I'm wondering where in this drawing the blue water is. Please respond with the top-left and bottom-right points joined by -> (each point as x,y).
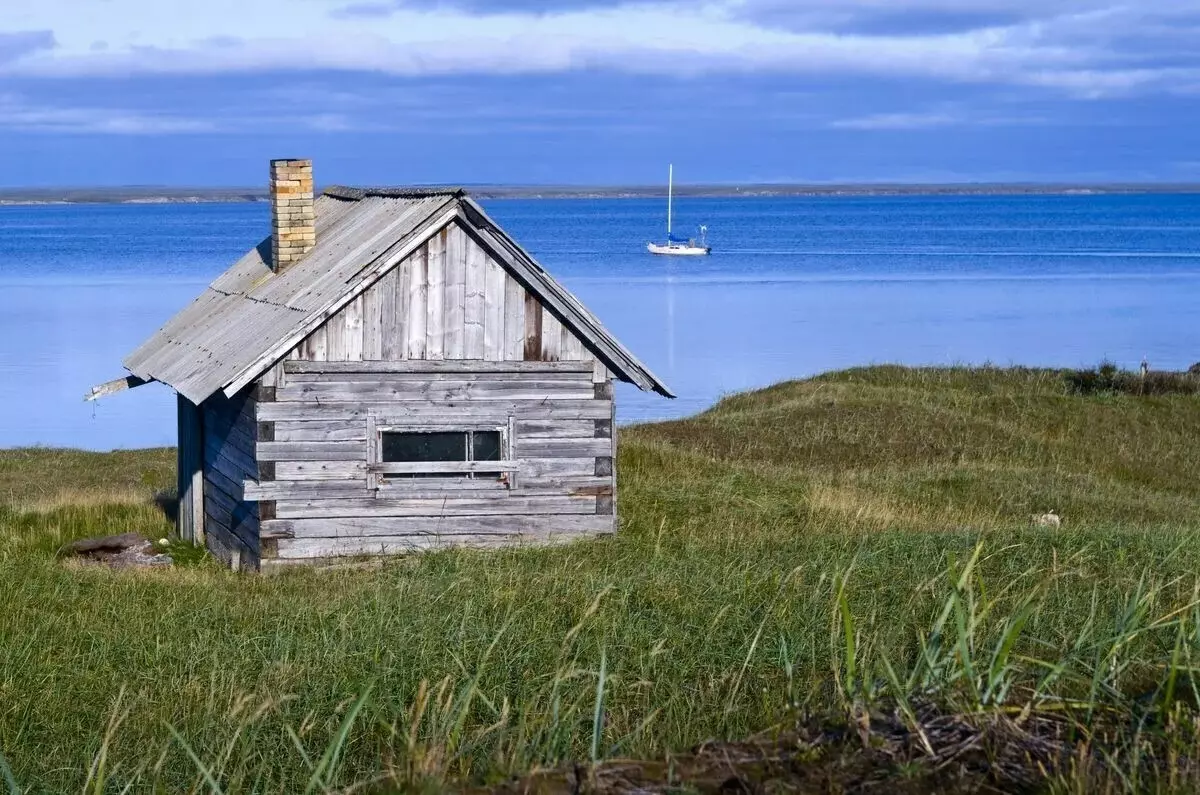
2,194 -> 1199,450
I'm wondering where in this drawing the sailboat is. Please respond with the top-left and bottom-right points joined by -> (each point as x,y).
647,164 -> 711,256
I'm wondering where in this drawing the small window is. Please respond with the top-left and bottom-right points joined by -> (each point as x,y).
379,430 -> 504,479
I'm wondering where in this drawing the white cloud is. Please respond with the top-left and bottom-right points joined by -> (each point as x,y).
829,105 -> 1045,129
2,0 -> 1197,97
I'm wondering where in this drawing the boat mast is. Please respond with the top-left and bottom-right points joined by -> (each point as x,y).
667,163 -> 673,240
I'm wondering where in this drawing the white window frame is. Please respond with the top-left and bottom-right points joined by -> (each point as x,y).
366,413 -> 517,493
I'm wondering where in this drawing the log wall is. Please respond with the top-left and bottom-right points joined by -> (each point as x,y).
249,361 -> 615,568
201,387 -> 261,569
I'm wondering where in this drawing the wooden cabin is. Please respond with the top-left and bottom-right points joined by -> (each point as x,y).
88,159 -> 672,571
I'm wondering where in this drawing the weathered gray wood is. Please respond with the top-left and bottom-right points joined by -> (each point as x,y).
205,442 -> 256,493
284,359 -> 594,374
205,462 -> 244,503
85,374 -> 151,401
464,235 -> 486,359
275,461 -> 369,481
220,204 -> 462,398
517,438 -> 612,458
483,254 -> 506,361
243,480 -> 372,502
275,494 -> 596,519
561,324 -> 584,361
257,441 -> 366,462
176,395 -> 205,544
258,399 -> 613,422
406,244 -> 428,359
285,369 -> 590,383
303,324 -> 328,361
205,433 -> 257,482
541,305 -> 562,362
343,295 -> 366,362
368,460 -> 520,474
444,223 -> 466,359
524,292 -> 542,361
381,257 -> 405,360
517,457 -> 601,481
265,513 -> 615,542
276,380 -> 595,402
362,270 -> 386,360
272,529 -> 610,559
503,274 -> 526,361
426,227 -> 446,359
274,420 -> 368,442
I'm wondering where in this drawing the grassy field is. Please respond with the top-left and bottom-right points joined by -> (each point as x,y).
4,366 -> 1200,792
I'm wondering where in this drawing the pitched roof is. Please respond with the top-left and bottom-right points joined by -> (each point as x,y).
121,187 -> 673,404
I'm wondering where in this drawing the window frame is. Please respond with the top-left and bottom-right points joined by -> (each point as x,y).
366,414 -> 517,492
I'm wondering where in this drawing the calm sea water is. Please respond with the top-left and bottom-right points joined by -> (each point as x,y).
2,194 -> 1199,450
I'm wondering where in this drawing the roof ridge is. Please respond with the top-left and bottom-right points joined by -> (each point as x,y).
323,185 -> 467,201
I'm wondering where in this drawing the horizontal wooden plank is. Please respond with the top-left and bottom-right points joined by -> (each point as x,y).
517,458 -> 599,480
375,480 -> 509,495
257,400 -> 613,422
264,513 -> 615,543
368,460 -> 520,474
516,438 -> 611,458
284,360 -> 595,374
514,419 -> 596,438
274,420 -> 368,442
275,461 -> 369,481
276,381 -> 595,403
242,480 -> 372,502
285,370 -> 591,384
204,444 -> 257,489
275,494 -> 596,519
272,531 -> 608,559
257,441 -> 365,462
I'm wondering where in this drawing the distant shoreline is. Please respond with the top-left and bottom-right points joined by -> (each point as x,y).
2,183 -> 1200,206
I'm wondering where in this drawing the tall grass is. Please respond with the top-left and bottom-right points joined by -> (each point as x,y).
3,367 -> 1200,791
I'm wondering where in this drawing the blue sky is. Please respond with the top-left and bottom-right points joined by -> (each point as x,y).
2,0 -> 1199,186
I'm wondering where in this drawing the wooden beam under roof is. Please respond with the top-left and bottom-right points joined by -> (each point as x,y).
84,374 -> 152,402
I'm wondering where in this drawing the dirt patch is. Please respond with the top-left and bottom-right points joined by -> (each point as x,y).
57,532 -> 173,569
470,704 -> 1071,795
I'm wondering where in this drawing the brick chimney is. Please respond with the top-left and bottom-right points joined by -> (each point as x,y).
270,158 -> 315,272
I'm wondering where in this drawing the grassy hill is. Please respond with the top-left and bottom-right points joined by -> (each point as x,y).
3,366 -> 1200,792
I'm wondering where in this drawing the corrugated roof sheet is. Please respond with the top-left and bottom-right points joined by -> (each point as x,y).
121,187 -> 671,404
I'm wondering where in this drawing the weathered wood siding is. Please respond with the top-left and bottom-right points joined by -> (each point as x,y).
249,361 -> 615,567
201,387 -> 260,569
273,220 -> 598,368
176,395 -> 205,544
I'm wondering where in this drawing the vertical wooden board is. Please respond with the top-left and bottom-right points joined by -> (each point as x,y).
176,395 -> 205,544
464,237 -> 486,359
300,324 -> 327,361
524,292 -> 543,361
482,257 -> 506,361
363,272 -> 388,360
561,324 -> 584,361
325,310 -> 347,361
343,294 -> 364,362
444,224 -> 466,359
406,244 -> 428,359
503,275 -> 526,361
541,305 -> 562,361
426,228 -> 446,359
378,265 -> 402,360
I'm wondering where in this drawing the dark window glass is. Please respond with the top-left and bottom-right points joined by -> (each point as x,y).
379,429 -> 506,481
472,431 -> 503,462
381,431 -> 467,462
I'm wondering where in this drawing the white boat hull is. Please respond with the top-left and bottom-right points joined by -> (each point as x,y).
647,242 -> 711,256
